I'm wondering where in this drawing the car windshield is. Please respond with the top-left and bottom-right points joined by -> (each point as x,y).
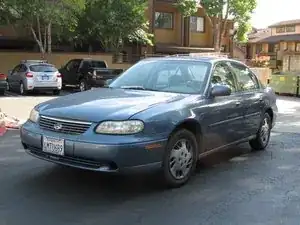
29,64 -> 58,72
109,59 -> 211,94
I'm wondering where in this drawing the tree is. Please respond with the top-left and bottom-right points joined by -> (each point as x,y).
0,0 -> 85,55
201,0 -> 257,51
73,0 -> 153,53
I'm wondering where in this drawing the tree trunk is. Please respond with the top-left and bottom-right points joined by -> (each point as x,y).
30,26 -> 45,57
47,22 -> 52,54
43,26 -> 47,56
213,19 -> 221,52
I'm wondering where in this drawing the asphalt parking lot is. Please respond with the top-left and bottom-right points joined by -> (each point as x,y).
1,93 -> 300,225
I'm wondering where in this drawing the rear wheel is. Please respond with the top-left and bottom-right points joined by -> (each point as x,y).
79,79 -> 88,92
0,89 -> 4,95
249,113 -> 272,151
162,129 -> 198,188
19,82 -> 27,95
53,90 -> 61,95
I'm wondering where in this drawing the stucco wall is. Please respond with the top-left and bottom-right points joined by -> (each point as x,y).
0,52 -> 133,74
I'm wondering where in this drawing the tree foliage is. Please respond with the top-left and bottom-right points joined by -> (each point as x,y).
72,0 -> 153,53
201,0 -> 257,51
0,0 -> 85,55
174,0 -> 198,17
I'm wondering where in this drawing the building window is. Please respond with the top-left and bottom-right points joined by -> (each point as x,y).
286,25 -> 296,32
256,44 -> 262,54
287,42 -> 294,51
155,12 -> 173,29
296,43 -> 300,52
268,43 -> 275,52
190,16 -> 204,32
276,27 -> 285,33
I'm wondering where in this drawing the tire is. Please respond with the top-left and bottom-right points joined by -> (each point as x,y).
162,129 -> 198,188
249,113 -> 272,151
79,79 -> 88,92
0,89 -> 4,95
19,82 -> 27,95
53,90 -> 61,95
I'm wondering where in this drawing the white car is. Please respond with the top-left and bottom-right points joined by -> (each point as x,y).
7,60 -> 62,95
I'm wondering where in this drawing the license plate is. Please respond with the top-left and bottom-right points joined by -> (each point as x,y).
42,76 -> 49,80
42,136 -> 64,156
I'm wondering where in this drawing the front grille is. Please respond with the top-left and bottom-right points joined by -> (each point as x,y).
39,116 -> 92,135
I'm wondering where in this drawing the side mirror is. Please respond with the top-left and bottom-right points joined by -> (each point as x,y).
211,84 -> 231,97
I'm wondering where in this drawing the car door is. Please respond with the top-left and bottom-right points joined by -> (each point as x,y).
204,62 -> 245,150
8,65 -> 21,90
61,59 -> 81,85
229,62 -> 264,136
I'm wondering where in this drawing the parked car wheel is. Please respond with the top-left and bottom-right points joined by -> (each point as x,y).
0,89 -> 4,95
79,79 -> 88,92
6,81 -> 10,92
53,90 -> 61,96
19,82 -> 27,96
162,129 -> 198,188
249,112 -> 272,151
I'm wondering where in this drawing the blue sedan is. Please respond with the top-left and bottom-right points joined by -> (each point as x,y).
20,56 -> 277,187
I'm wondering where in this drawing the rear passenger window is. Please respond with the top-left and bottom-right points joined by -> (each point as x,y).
230,62 -> 259,91
19,64 -> 27,72
212,63 -> 237,92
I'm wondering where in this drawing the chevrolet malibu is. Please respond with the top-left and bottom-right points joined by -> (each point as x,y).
20,56 -> 277,187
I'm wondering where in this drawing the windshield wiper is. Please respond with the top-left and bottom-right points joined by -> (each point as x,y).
120,86 -> 147,90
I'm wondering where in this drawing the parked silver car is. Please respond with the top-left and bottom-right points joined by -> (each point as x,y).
7,60 -> 62,95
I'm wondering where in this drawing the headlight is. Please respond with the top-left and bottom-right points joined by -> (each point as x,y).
29,108 -> 39,123
95,120 -> 144,134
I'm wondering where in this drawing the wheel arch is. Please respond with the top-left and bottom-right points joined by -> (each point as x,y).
169,119 -> 204,153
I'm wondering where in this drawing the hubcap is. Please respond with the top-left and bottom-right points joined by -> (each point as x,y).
260,118 -> 270,145
169,139 -> 193,180
79,82 -> 85,91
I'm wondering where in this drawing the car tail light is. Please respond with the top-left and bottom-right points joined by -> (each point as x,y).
0,73 -> 6,80
57,73 -> 62,78
25,72 -> 33,78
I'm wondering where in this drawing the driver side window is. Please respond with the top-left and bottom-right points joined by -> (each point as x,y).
211,63 -> 237,93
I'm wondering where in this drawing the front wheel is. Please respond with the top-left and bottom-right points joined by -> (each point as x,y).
162,129 -> 198,188
249,113 -> 272,151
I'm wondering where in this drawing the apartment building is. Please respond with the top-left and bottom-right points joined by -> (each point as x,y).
248,19 -> 300,68
147,0 -> 234,54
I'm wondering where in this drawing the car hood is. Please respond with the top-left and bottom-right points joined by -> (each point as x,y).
38,88 -> 187,122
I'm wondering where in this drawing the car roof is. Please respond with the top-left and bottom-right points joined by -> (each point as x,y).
141,55 -> 247,66
23,62 -> 55,67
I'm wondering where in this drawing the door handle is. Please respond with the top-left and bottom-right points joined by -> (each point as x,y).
235,101 -> 241,106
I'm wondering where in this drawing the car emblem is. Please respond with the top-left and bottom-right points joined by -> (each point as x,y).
53,123 -> 62,130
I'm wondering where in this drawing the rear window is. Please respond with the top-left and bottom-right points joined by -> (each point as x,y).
29,64 -> 57,72
90,61 -> 106,68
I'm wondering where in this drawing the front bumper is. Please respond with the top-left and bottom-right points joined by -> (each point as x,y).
20,121 -> 167,173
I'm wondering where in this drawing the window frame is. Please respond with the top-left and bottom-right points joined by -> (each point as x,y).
276,26 -> 285,33
285,25 -> 296,32
154,12 -> 173,29
229,61 -> 260,92
190,16 -> 205,33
